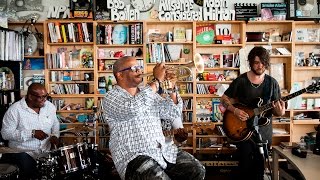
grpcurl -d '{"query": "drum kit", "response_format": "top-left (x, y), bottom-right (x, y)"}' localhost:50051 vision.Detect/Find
top-left (36, 124), bottom-right (106, 180)
top-left (0, 124), bottom-right (115, 180)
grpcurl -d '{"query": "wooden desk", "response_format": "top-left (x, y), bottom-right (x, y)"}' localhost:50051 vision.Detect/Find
top-left (272, 146), bottom-right (320, 180)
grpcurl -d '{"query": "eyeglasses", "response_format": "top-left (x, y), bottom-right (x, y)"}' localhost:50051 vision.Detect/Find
top-left (30, 93), bottom-right (49, 100)
top-left (118, 65), bottom-right (144, 73)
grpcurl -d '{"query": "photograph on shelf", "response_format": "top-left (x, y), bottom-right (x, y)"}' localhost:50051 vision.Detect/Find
top-left (196, 24), bottom-right (215, 44)
top-left (112, 24), bottom-right (128, 45)
top-left (23, 58), bottom-right (45, 70)
top-left (200, 53), bottom-right (220, 68)
top-left (222, 53), bottom-right (234, 67)
top-left (281, 32), bottom-right (292, 42)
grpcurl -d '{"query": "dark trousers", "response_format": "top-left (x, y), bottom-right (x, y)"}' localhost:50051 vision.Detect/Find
top-left (1, 152), bottom-right (38, 180)
top-left (125, 150), bottom-right (205, 180)
top-left (237, 140), bottom-right (266, 180)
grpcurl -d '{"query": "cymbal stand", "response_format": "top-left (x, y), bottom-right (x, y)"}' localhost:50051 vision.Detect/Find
top-left (92, 106), bottom-right (98, 145)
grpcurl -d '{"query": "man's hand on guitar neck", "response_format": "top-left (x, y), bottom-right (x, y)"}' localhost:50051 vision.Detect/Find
top-left (272, 99), bottom-right (285, 116)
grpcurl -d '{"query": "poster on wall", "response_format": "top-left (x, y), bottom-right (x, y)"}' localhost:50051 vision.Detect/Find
top-left (286, 0), bottom-right (320, 20)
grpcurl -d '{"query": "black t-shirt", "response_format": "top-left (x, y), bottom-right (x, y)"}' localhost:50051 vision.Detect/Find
top-left (224, 72), bottom-right (281, 144)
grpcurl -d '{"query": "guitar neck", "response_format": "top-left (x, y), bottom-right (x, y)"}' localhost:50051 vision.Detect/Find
top-left (255, 87), bottom-right (308, 114)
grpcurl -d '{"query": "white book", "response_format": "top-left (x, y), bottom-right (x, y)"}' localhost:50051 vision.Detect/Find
top-left (67, 23), bottom-right (73, 42)
top-left (0, 30), bottom-right (4, 60)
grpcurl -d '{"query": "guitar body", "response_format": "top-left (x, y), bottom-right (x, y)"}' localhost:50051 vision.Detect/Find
top-left (223, 99), bottom-right (270, 142)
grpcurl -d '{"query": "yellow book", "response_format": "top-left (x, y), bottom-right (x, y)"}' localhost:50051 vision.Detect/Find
top-left (61, 25), bottom-right (67, 43)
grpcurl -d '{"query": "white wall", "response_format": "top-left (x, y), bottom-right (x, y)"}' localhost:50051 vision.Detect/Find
top-left (15, 0), bottom-right (284, 21)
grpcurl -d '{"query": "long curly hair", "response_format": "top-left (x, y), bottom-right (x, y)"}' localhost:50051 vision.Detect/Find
top-left (248, 46), bottom-right (270, 69)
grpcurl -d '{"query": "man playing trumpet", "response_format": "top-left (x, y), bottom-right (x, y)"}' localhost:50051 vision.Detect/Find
top-left (102, 56), bottom-right (205, 180)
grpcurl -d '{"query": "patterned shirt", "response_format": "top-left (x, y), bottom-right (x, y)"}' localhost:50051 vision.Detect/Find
top-left (102, 85), bottom-right (183, 180)
top-left (1, 97), bottom-right (60, 158)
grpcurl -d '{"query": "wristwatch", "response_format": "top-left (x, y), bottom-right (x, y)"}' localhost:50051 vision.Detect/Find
top-left (166, 86), bottom-right (178, 94)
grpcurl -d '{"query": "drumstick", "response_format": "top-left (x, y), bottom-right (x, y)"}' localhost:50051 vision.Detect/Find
top-left (59, 127), bottom-right (75, 133)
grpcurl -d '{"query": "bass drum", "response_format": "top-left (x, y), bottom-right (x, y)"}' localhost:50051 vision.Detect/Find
top-left (0, 164), bottom-right (19, 180)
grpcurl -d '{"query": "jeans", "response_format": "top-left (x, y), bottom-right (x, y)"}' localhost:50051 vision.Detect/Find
top-left (125, 150), bottom-right (205, 180)
top-left (237, 140), bottom-right (266, 180)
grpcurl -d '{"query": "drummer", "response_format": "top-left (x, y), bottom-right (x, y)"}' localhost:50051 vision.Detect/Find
top-left (1, 83), bottom-right (60, 179)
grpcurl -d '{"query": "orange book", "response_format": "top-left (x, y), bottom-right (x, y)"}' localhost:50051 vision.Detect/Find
top-left (77, 23), bottom-right (84, 42)
top-left (55, 22), bottom-right (62, 43)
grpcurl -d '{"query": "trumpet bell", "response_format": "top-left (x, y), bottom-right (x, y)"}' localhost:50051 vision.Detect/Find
top-left (193, 53), bottom-right (204, 73)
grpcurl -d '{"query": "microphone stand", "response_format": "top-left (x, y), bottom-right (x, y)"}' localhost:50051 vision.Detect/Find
top-left (252, 116), bottom-right (270, 178)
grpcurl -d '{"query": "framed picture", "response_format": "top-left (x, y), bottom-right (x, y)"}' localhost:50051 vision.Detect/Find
top-left (222, 53), bottom-right (234, 67)
top-left (23, 58), bottom-right (45, 70)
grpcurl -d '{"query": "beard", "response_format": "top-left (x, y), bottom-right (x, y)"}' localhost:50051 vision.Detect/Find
top-left (251, 68), bottom-right (265, 75)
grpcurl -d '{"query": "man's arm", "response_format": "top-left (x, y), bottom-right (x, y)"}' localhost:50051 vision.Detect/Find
top-left (1, 108), bottom-right (31, 142)
top-left (221, 94), bottom-right (249, 121)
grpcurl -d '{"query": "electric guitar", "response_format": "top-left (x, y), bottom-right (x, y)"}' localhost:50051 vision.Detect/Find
top-left (223, 82), bottom-right (320, 142)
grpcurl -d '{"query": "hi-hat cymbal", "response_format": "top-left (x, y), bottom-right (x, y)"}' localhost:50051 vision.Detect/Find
top-left (0, 147), bottom-right (33, 154)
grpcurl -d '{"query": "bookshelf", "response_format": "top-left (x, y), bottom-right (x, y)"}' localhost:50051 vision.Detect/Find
top-left (33, 19), bottom-right (319, 154)
top-left (44, 19), bottom-right (97, 146)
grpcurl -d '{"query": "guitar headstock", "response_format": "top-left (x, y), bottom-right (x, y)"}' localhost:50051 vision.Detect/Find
top-left (306, 81), bottom-right (320, 93)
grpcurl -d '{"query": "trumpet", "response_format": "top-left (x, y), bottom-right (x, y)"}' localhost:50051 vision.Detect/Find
top-left (140, 53), bottom-right (204, 90)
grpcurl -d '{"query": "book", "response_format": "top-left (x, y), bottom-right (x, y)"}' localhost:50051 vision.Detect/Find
top-left (32, 74), bottom-right (45, 85)
top-left (295, 28), bottom-right (308, 42)
top-left (196, 24), bottom-right (215, 44)
top-left (173, 27), bottom-right (186, 42)
top-left (212, 98), bottom-right (223, 122)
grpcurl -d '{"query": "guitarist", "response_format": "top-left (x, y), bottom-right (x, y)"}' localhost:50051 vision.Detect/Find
top-left (220, 46), bottom-right (285, 180)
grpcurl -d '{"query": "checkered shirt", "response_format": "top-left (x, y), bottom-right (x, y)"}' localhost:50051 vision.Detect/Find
top-left (1, 97), bottom-right (60, 159)
top-left (102, 85), bottom-right (183, 180)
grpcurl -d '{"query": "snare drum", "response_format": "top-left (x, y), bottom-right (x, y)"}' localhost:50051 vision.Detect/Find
top-left (0, 164), bottom-right (19, 179)
top-left (75, 143), bottom-right (91, 170)
top-left (52, 145), bottom-right (79, 174)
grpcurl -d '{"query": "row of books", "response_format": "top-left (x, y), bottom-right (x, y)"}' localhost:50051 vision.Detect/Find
top-left (96, 23), bottom-right (143, 45)
top-left (47, 22), bottom-right (93, 43)
top-left (179, 83), bottom-right (193, 94)
top-left (0, 28), bottom-right (24, 61)
top-left (196, 84), bottom-right (214, 94)
top-left (52, 99), bottom-right (65, 110)
top-left (46, 50), bottom-right (92, 69)
top-left (183, 99), bottom-right (193, 110)
top-left (146, 43), bottom-right (183, 63)
top-left (182, 112), bottom-right (193, 122)
top-left (51, 83), bottom-right (90, 94)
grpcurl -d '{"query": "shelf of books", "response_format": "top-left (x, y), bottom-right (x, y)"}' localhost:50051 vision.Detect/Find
top-left (291, 21), bottom-right (320, 143)
top-left (44, 19), bottom-right (97, 145)
top-left (36, 19), bottom-right (320, 153)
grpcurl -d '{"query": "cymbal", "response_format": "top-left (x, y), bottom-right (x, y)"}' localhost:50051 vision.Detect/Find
top-left (0, 147), bottom-right (33, 154)
top-left (74, 126), bottom-right (94, 133)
